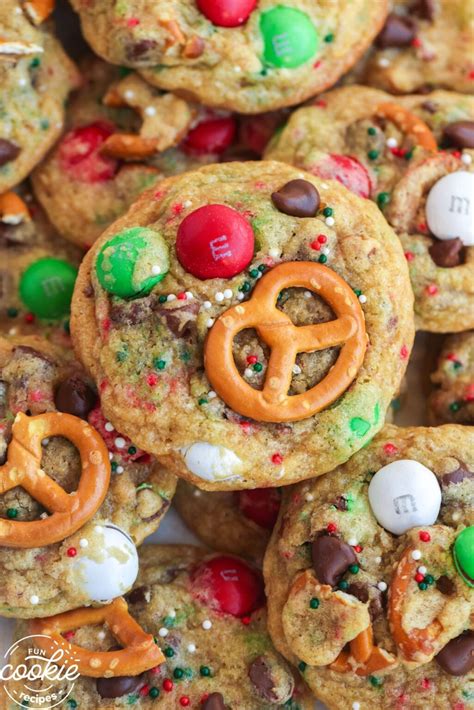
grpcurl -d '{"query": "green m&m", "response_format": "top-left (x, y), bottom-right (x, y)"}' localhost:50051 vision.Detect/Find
top-left (19, 257), bottom-right (78, 319)
top-left (260, 6), bottom-right (319, 69)
top-left (453, 526), bottom-right (474, 587)
top-left (96, 227), bottom-right (170, 299)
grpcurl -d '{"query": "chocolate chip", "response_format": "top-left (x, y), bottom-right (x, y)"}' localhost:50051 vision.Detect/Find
top-left (54, 376), bottom-right (97, 419)
top-left (429, 237), bottom-right (464, 268)
top-left (0, 139), bottom-right (20, 166)
top-left (126, 39), bottom-right (158, 61)
top-left (271, 179), bottom-right (320, 218)
top-left (421, 100), bottom-right (438, 114)
top-left (248, 656), bottom-right (279, 702)
top-left (442, 463), bottom-right (474, 487)
top-left (126, 585), bottom-right (150, 605)
top-left (347, 582), bottom-right (369, 603)
top-left (96, 674), bottom-right (145, 698)
top-left (202, 693), bottom-right (227, 710)
top-left (13, 345), bottom-right (53, 365)
top-left (442, 121), bottom-right (474, 150)
top-left (312, 535), bottom-right (357, 587)
top-left (333, 495), bottom-right (349, 511)
top-left (435, 631), bottom-right (474, 676)
top-left (410, 0), bottom-right (436, 21)
top-left (436, 575), bottom-right (456, 596)
top-left (375, 13), bottom-right (416, 48)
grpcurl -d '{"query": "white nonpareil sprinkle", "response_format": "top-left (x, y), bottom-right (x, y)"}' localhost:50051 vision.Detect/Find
top-left (79, 538), bottom-right (89, 548)
top-left (352, 703), bottom-right (361, 710)
top-left (124, 90), bottom-right (135, 100)
top-left (208, 391), bottom-right (217, 399)
top-left (462, 153), bottom-right (472, 165)
top-left (115, 437), bottom-right (126, 449)
top-left (144, 106), bottom-right (157, 116)
top-left (359, 294), bottom-right (367, 304)
top-left (30, 595), bottom-right (39, 605)
top-left (269, 247), bottom-right (280, 258)
top-left (168, 609), bottom-right (176, 618)
top-left (234, 66), bottom-right (242, 73)
top-left (40, 512), bottom-right (48, 519)
top-left (187, 643), bottom-right (196, 653)
top-left (215, 292), bottom-right (224, 303)
top-left (377, 581), bottom-right (387, 592)
top-left (386, 137), bottom-right (398, 148)
top-left (109, 452), bottom-right (113, 460)
top-left (244, 368), bottom-right (253, 378)
top-left (116, 466), bottom-right (124, 474)
top-left (411, 549), bottom-right (422, 560)
top-left (292, 364), bottom-right (301, 375)
top-left (151, 265), bottom-right (161, 275)
top-left (183, 200), bottom-right (192, 208)
top-left (305, 493), bottom-right (314, 502)
top-left (18, 77), bottom-right (28, 87)
top-left (417, 566), bottom-right (427, 575)
top-left (206, 318), bottom-right (215, 328)
top-left (202, 620), bottom-right (212, 630)
top-left (42, 438), bottom-right (50, 446)
top-left (158, 627), bottom-right (169, 637)
top-left (378, 57), bottom-right (390, 67)
top-left (203, 301), bottom-right (212, 309)
top-left (375, 556), bottom-right (382, 564)
top-left (94, 525), bottom-right (104, 534)
top-left (105, 422), bottom-right (114, 432)
top-left (321, 247), bottom-right (330, 256)
top-left (167, 294), bottom-right (176, 302)
top-left (304, 291), bottom-right (312, 299)
top-left (185, 291), bottom-right (194, 299)
top-left (348, 537), bottom-right (358, 547)
top-left (223, 289), bottom-right (233, 299)
top-left (237, 292), bottom-right (245, 300)
top-left (325, 216), bottom-right (335, 227)
top-left (97, 631), bottom-right (106, 640)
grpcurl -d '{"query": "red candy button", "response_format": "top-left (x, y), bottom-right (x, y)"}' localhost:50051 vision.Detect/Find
top-left (240, 113), bottom-right (284, 156)
top-left (183, 117), bottom-right (237, 155)
top-left (238, 488), bottom-right (281, 529)
top-left (312, 154), bottom-right (372, 199)
top-left (197, 0), bottom-right (257, 27)
top-left (191, 555), bottom-right (264, 617)
top-left (59, 121), bottom-right (118, 183)
top-left (176, 204), bottom-right (254, 280)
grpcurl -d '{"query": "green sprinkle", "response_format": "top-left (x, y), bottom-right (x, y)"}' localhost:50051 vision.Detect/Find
top-left (350, 417), bottom-right (371, 437)
top-left (449, 401), bottom-right (461, 412)
top-left (404, 149), bottom-right (414, 160)
top-left (119, 66), bottom-right (133, 78)
top-left (425, 574), bottom-right (434, 585)
top-left (40, 119), bottom-right (50, 130)
top-left (180, 350), bottom-right (191, 362)
top-left (29, 57), bottom-right (41, 68)
top-left (324, 33), bottom-right (335, 42)
top-left (249, 268), bottom-right (259, 278)
top-left (369, 676), bottom-right (382, 687)
top-left (128, 446), bottom-right (137, 455)
top-left (116, 351), bottom-right (127, 362)
top-left (377, 192), bottom-right (390, 207)
top-left (418, 581), bottom-right (428, 591)
top-left (367, 127), bottom-right (377, 136)
top-left (318, 254), bottom-right (328, 264)
top-left (200, 665), bottom-right (211, 677)
top-left (309, 597), bottom-right (320, 609)
top-left (338, 580), bottom-right (349, 590)
top-left (158, 295), bottom-right (167, 303)
top-left (6, 508), bottom-right (18, 519)
top-left (198, 397), bottom-right (208, 405)
top-left (349, 564), bottom-right (359, 574)
top-left (111, 461), bottom-right (118, 472)
top-left (149, 688), bottom-right (159, 699)
top-left (154, 358), bottom-right (166, 370)
top-left (173, 667), bottom-right (184, 679)
top-left (354, 289), bottom-right (362, 296)
top-left (253, 362), bottom-right (263, 372)
top-left (258, 264), bottom-right (266, 272)
top-left (322, 207), bottom-right (333, 217)
top-left (367, 149), bottom-right (379, 161)
top-left (453, 361), bottom-right (463, 370)
top-left (164, 647), bottom-right (174, 658)
top-left (298, 661), bottom-right (307, 672)
top-left (240, 281), bottom-right (251, 292)
top-left (7, 307), bottom-right (18, 318)
top-left (67, 702), bottom-right (77, 709)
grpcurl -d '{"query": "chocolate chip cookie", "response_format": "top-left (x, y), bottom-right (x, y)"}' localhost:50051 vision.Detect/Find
top-left (264, 424), bottom-right (474, 709)
top-left (429, 331), bottom-right (474, 424)
top-left (71, 161), bottom-right (414, 489)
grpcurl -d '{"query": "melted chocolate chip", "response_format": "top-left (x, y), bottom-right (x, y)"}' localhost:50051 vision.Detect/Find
top-left (248, 656), bottom-right (278, 702)
top-left (271, 179), bottom-right (320, 218)
top-left (126, 39), bottom-right (158, 61)
top-left (154, 301), bottom-right (199, 338)
top-left (429, 237), bottom-right (464, 268)
top-left (347, 582), bottom-right (369, 603)
top-left (436, 575), bottom-right (456, 596)
top-left (442, 121), bottom-right (474, 150)
top-left (376, 13), bottom-right (416, 48)
top-left (410, 0), bottom-right (436, 21)
top-left (0, 139), bottom-right (20, 166)
top-left (126, 585), bottom-right (150, 605)
top-left (54, 376), bottom-right (97, 419)
top-left (435, 631), bottom-right (474, 676)
top-left (13, 345), bottom-right (53, 364)
top-left (312, 535), bottom-right (357, 587)
top-left (442, 463), bottom-right (474, 487)
top-left (421, 100), bottom-right (438, 114)
top-left (202, 692), bottom-right (227, 710)
top-left (96, 674), bottom-right (144, 698)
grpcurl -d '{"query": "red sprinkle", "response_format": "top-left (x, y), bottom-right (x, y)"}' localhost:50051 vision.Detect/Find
top-left (354, 545), bottom-right (363, 553)
top-left (241, 615), bottom-right (251, 625)
top-left (66, 547), bottom-right (77, 558)
top-left (421, 678), bottom-right (431, 690)
top-left (313, 60), bottom-right (322, 70)
top-left (310, 239), bottom-right (321, 250)
top-left (411, 37), bottom-right (422, 48)
top-left (383, 443), bottom-right (398, 456)
top-left (247, 355), bottom-right (258, 364)
top-left (414, 572), bottom-right (424, 583)
top-left (404, 251), bottom-right (414, 261)
top-left (446, 352), bottom-right (457, 361)
top-left (417, 222), bottom-right (428, 233)
top-left (425, 284), bottom-right (438, 296)
top-left (180, 698), bottom-right (190, 707)
top-left (464, 384), bottom-right (474, 402)
top-left (163, 679), bottom-right (173, 692)
top-left (177, 292), bottom-right (186, 300)
top-left (452, 150), bottom-right (462, 159)
top-left (400, 344), bottom-right (409, 360)
top-left (201, 695), bottom-right (210, 705)
top-left (271, 453), bottom-right (283, 465)
top-left (139, 684), bottom-right (150, 696)
top-left (314, 99), bottom-right (327, 107)
top-left (63, 631), bottom-right (75, 640)
top-left (24, 313), bottom-right (35, 323)
top-left (318, 234), bottom-right (327, 244)
top-left (326, 522), bottom-right (338, 534)
top-left (146, 373), bottom-right (159, 387)
top-left (419, 531), bottom-right (431, 542)
top-left (126, 17), bottom-right (140, 26)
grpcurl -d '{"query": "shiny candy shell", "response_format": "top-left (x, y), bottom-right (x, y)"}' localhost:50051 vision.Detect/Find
top-left (425, 171), bottom-right (474, 247)
top-left (191, 554), bottom-right (264, 617)
top-left (453, 526), bottom-right (474, 587)
top-left (197, 0), bottom-right (257, 27)
top-left (19, 257), bottom-right (78, 319)
top-left (260, 6), bottom-right (318, 69)
top-left (71, 523), bottom-right (139, 602)
top-left (180, 441), bottom-right (244, 482)
top-left (368, 459), bottom-right (441, 535)
top-left (96, 227), bottom-right (169, 299)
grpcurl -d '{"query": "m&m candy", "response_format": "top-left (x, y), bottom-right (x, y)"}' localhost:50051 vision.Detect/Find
top-left (176, 204), bottom-right (254, 280)
top-left (183, 117), bottom-right (237, 155)
top-left (191, 554), bottom-right (264, 617)
top-left (313, 154), bottom-right (372, 199)
top-left (426, 172), bottom-right (474, 247)
top-left (19, 257), bottom-right (78, 319)
top-left (260, 6), bottom-right (318, 69)
top-left (197, 0), bottom-right (257, 27)
top-left (96, 227), bottom-right (170, 299)
top-left (453, 526), bottom-right (474, 587)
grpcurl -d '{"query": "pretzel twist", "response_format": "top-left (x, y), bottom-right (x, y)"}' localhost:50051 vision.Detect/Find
top-left (0, 192), bottom-right (30, 225)
top-left (375, 103), bottom-right (438, 151)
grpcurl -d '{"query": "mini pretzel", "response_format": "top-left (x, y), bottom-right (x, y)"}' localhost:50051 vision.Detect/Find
top-left (375, 103), bottom-right (437, 151)
top-left (101, 74), bottom-right (194, 159)
top-left (0, 192), bottom-right (30, 225)
top-left (330, 624), bottom-right (397, 676)
top-left (204, 262), bottom-right (367, 423)
top-left (22, 0), bottom-right (55, 25)
top-left (388, 545), bottom-right (444, 662)
top-left (0, 412), bottom-right (110, 548)
top-left (30, 597), bottom-right (165, 677)
top-left (0, 38), bottom-right (43, 57)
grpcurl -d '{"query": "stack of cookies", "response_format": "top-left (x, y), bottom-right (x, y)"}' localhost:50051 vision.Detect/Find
top-left (0, 1), bottom-right (472, 709)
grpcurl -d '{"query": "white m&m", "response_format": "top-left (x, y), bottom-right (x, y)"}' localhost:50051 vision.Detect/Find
top-left (426, 171), bottom-right (474, 247)
top-left (180, 441), bottom-right (244, 482)
top-left (368, 460), bottom-right (441, 535)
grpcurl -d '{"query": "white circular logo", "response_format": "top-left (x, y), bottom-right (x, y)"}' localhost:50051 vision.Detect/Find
top-left (1, 634), bottom-right (81, 709)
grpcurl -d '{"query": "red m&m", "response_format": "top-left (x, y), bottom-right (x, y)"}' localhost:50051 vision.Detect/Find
top-left (197, 0), bottom-right (257, 27)
top-left (312, 154), bottom-right (372, 199)
top-left (59, 121), bottom-right (118, 183)
top-left (238, 488), bottom-right (281, 529)
top-left (191, 554), bottom-right (264, 617)
top-left (183, 117), bottom-right (237, 155)
top-left (176, 204), bottom-right (254, 279)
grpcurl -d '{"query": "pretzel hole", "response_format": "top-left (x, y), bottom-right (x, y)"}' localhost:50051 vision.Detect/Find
top-left (62, 626), bottom-right (117, 651)
top-left (345, 118), bottom-right (413, 157)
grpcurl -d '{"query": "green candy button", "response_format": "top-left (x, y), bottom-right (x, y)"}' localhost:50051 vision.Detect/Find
top-left (453, 526), bottom-right (474, 587)
top-left (260, 6), bottom-right (319, 69)
top-left (96, 227), bottom-right (170, 299)
top-left (19, 257), bottom-right (78, 319)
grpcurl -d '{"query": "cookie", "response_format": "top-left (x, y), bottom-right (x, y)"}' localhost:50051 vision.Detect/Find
top-left (364, 1), bottom-right (474, 95)
top-left (174, 480), bottom-right (281, 561)
top-left (0, 0), bottom-right (80, 192)
top-left (4, 545), bottom-right (313, 709)
top-left (0, 189), bottom-right (82, 336)
top-left (69, 0), bottom-right (387, 113)
top-left (71, 160), bottom-right (414, 490)
top-left (0, 334), bottom-right (176, 617)
top-left (429, 331), bottom-right (474, 424)
top-left (264, 424), bottom-right (474, 710)
top-left (266, 87), bottom-right (474, 332)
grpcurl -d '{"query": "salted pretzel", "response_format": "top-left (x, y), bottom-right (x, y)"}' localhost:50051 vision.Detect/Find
top-left (375, 103), bottom-right (438, 151)
top-left (0, 192), bottom-right (30, 224)
top-left (101, 73), bottom-right (194, 159)
top-left (0, 412), bottom-right (110, 548)
top-left (30, 597), bottom-right (165, 677)
top-left (330, 624), bottom-right (397, 676)
top-left (204, 262), bottom-right (367, 423)
top-left (0, 37), bottom-right (43, 57)
top-left (22, 0), bottom-right (55, 25)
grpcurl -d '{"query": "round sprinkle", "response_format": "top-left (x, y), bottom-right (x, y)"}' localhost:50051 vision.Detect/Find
top-left (462, 153), bottom-right (472, 165)
top-left (202, 619), bottom-right (212, 630)
top-left (116, 465), bottom-right (124, 474)
top-left (378, 57), bottom-right (390, 67)
top-left (215, 292), bottom-right (224, 302)
top-left (30, 595), bottom-right (39, 605)
top-left (206, 318), bottom-right (215, 328)
top-left (309, 597), bottom-right (320, 609)
top-left (411, 549), bottom-right (422, 560)
top-left (325, 216), bottom-right (335, 227)
top-left (377, 581), bottom-right (387, 592)
top-left (144, 106), bottom-right (157, 116)
top-left (185, 291), bottom-right (194, 299)
top-left (244, 368), bottom-right (253, 378)
top-left (386, 137), bottom-right (398, 148)
top-left (305, 493), bottom-right (314, 502)
top-left (124, 90), bottom-right (135, 100)
top-left (187, 643), bottom-right (196, 653)
top-left (79, 538), bottom-right (89, 548)
top-left (115, 437), bottom-right (126, 448)
top-left (223, 289), bottom-right (233, 299)
top-left (105, 422), bottom-right (114, 432)
top-left (167, 294), bottom-right (176, 302)
top-left (292, 364), bottom-right (302, 374)
top-left (348, 537), bottom-right (358, 547)
top-left (203, 301), bottom-right (212, 309)
top-left (359, 294), bottom-right (367, 304)
top-left (353, 703), bottom-right (361, 710)
top-left (151, 265), bottom-right (162, 275)
top-left (417, 565), bottom-right (427, 575)
top-left (158, 627), bottom-right (169, 637)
